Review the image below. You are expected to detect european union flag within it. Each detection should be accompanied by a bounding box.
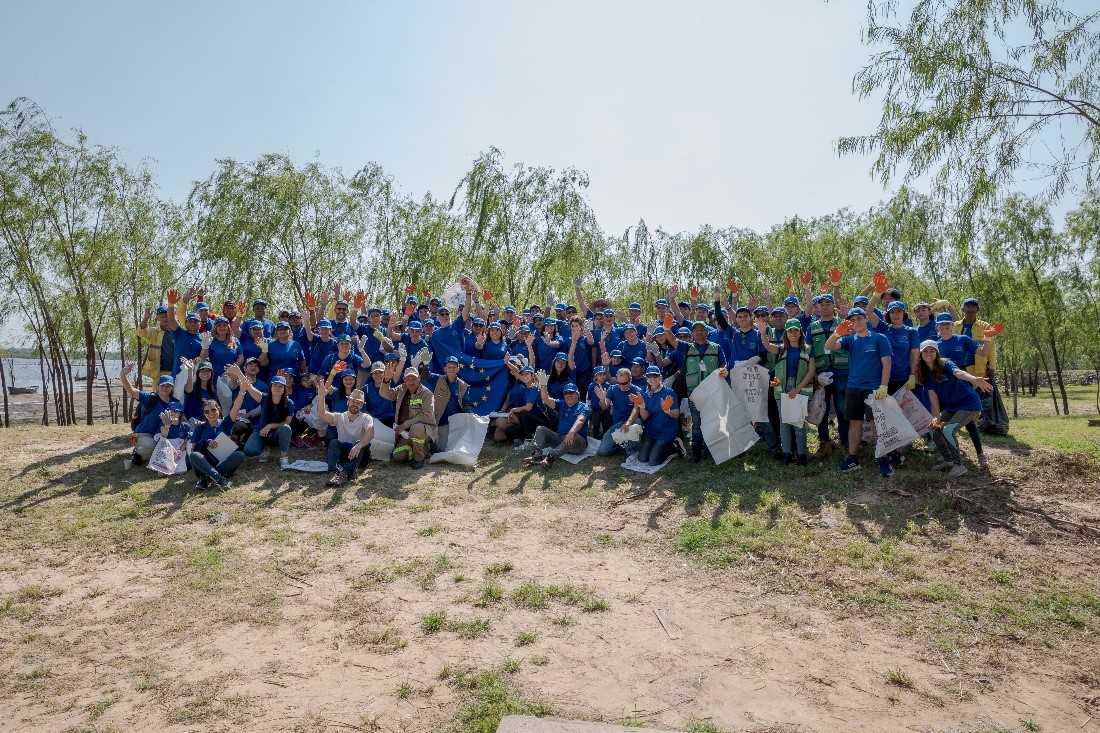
[428,339,509,416]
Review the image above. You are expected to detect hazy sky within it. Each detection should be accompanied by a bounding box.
[2,1,894,235]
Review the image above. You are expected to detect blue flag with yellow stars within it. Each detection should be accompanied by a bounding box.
[428,338,509,416]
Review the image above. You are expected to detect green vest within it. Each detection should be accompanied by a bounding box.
[809,319,848,371]
[764,327,783,371]
[773,346,814,399]
[684,342,721,391]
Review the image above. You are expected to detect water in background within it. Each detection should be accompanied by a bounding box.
[4,357,125,390]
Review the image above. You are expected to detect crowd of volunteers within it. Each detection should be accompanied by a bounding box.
[124,269,1003,488]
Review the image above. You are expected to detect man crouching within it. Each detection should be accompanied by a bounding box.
[523,371,589,470]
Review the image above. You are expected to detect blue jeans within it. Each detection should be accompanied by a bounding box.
[190,450,245,482]
[597,421,637,457]
[244,423,292,456]
[780,423,807,456]
[327,440,368,477]
[818,373,849,444]
[755,421,778,451]
[638,435,674,466]
[688,400,705,458]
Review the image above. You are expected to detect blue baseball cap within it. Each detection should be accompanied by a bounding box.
[610,349,623,358]
[197,361,213,371]
[962,297,980,307]
[437,305,450,314]
[631,357,647,366]
[317,319,333,329]
[253,299,267,306]
[444,355,460,365]
[735,306,751,314]
[185,312,200,321]
[213,316,229,325]
[195,302,209,311]
[380,309,391,316]
[275,321,290,330]
[783,296,800,306]
[337,334,351,343]
[155,305,168,315]
[367,306,381,315]
[472,317,485,326]
[520,365,535,374]
[270,376,287,386]
[602,308,615,316]
[531,312,544,320]
[166,401,184,411]
[818,293,835,303]
[854,295,871,306]
[593,365,607,375]
[770,307,785,315]
[654,326,665,335]
[248,321,263,330]
[554,351,568,361]
[504,306,516,313]
[244,356,261,365]
[886,300,906,313]
[645,365,662,377]
[554,303,567,311]
[628,302,642,310]
[408,320,423,330]
[753,306,769,315]
[562,382,579,393]
[157,375,174,386]
[935,312,954,323]
[847,307,867,318]
[655,298,669,307]
[339,369,356,379]
[517,325,531,333]
[383,351,400,362]
[677,327,691,336]
[622,323,637,331]
[335,299,348,306]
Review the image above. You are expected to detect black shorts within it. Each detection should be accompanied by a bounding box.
[844,387,875,421]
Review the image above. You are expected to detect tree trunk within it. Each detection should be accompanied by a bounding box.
[97,346,115,424]
[0,356,8,428]
[1035,349,1059,416]
[1047,334,1070,415]
[84,317,96,425]
[1011,369,1019,419]
[37,349,50,427]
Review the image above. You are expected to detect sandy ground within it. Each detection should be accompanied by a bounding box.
[0,424,1097,733]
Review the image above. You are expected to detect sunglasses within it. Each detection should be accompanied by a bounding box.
[204,408,219,415]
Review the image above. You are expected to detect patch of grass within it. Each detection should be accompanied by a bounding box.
[514,631,537,647]
[581,598,611,612]
[529,655,549,666]
[886,668,915,689]
[677,510,812,566]
[989,568,1015,586]
[349,628,408,654]
[445,668,552,733]
[512,581,548,609]
[487,521,508,539]
[421,610,447,634]
[448,616,491,639]
[352,497,395,515]
[416,522,445,537]
[550,614,575,627]
[396,681,414,699]
[594,533,614,545]
[164,674,254,724]
[474,583,504,607]
[985,414,1100,458]
[686,719,732,733]
[17,584,63,602]
[501,658,522,673]
[485,561,514,577]
[89,697,116,721]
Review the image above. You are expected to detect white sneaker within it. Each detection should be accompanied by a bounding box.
[279,456,291,470]
[947,464,967,478]
[977,454,989,469]
[259,449,270,463]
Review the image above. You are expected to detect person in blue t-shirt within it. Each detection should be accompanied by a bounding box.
[363,361,397,428]
[869,300,921,468]
[241,375,296,468]
[319,336,363,383]
[615,324,648,365]
[267,321,307,376]
[586,366,612,439]
[934,312,989,369]
[180,359,218,423]
[121,364,176,466]
[493,364,542,442]
[199,317,242,379]
[188,388,248,490]
[241,299,275,338]
[565,315,595,398]
[522,381,589,469]
[917,340,993,478]
[913,302,937,343]
[167,310,204,378]
[306,320,339,377]
[546,353,573,399]
[595,367,644,457]
[826,307,893,475]
[630,366,683,466]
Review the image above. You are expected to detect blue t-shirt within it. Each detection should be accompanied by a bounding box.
[192,414,238,466]
[554,398,590,440]
[360,327,389,364]
[242,317,275,338]
[320,351,362,377]
[839,331,892,390]
[480,339,508,361]
[364,379,396,422]
[533,333,563,371]
[916,320,937,343]
[257,396,295,429]
[240,378,269,415]
[936,335,980,368]
[172,327,203,377]
[603,382,642,424]
[507,382,538,411]
[570,335,595,375]
[133,391,173,434]
[783,348,803,392]
[330,319,356,339]
[616,340,648,365]
[723,327,765,363]
[928,360,982,412]
[207,338,241,378]
[183,383,217,422]
[308,337,339,375]
[874,323,919,382]
[587,379,609,411]
[642,386,679,441]
[267,339,305,376]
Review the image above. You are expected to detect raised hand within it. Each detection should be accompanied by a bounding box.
[628,392,644,406]
[727,278,739,294]
[872,271,889,295]
[689,284,700,300]
[983,322,1004,339]
[404,302,415,317]
[800,270,813,286]
[668,284,680,299]
[829,266,843,285]
[332,360,347,374]
[304,291,317,310]
[405,283,416,295]
[196,289,206,303]
[660,395,674,411]
[236,300,246,314]
[663,313,674,330]
[785,275,793,292]
[257,339,269,354]
[483,289,493,302]
[167,289,180,305]
[121,362,135,376]
[573,276,583,287]
[535,370,549,389]
[422,287,432,299]
[354,289,366,309]
[820,282,830,294]
[834,320,855,336]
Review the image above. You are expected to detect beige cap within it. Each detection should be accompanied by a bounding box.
[403,367,420,380]
[348,389,365,402]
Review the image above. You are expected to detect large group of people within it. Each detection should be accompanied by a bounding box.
[125,269,1004,488]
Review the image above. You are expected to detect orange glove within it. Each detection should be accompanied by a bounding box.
[512,316,522,327]
[689,285,700,299]
[341,291,351,302]
[820,283,829,294]
[404,303,415,317]
[835,320,855,336]
[872,271,888,295]
[983,322,1004,338]
[770,377,780,387]
[663,313,674,330]
[785,275,793,291]
[332,360,347,374]
[460,276,470,288]
[276,369,287,378]
[423,288,432,299]
[483,289,492,302]
[167,289,179,305]
[236,300,246,314]
[660,395,674,411]
[196,289,206,303]
[628,393,644,406]
[726,279,739,294]
[404,283,415,295]
[800,270,812,286]
[829,266,843,285]
[304,291,317,310]
[354,289,366,309]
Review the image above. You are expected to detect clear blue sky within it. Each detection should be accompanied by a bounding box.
[3,1,895,235]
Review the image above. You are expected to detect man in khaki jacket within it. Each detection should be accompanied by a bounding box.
[379,366,437,469]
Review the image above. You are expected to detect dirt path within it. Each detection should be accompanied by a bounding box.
[0,425,1096,732]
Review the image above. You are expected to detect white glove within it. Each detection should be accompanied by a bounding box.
[535,370,549,388]
[160,410,177,427]
[257,339,269,354]
[573,276,583,287]
[817,371,834,386]
[200,332,212,349]
[612,423,643,445]
[507,326,519,340]
[646,340,659,356]
[397,343,407,366]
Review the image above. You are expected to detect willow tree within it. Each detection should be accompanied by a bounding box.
[840,1,1100,232]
